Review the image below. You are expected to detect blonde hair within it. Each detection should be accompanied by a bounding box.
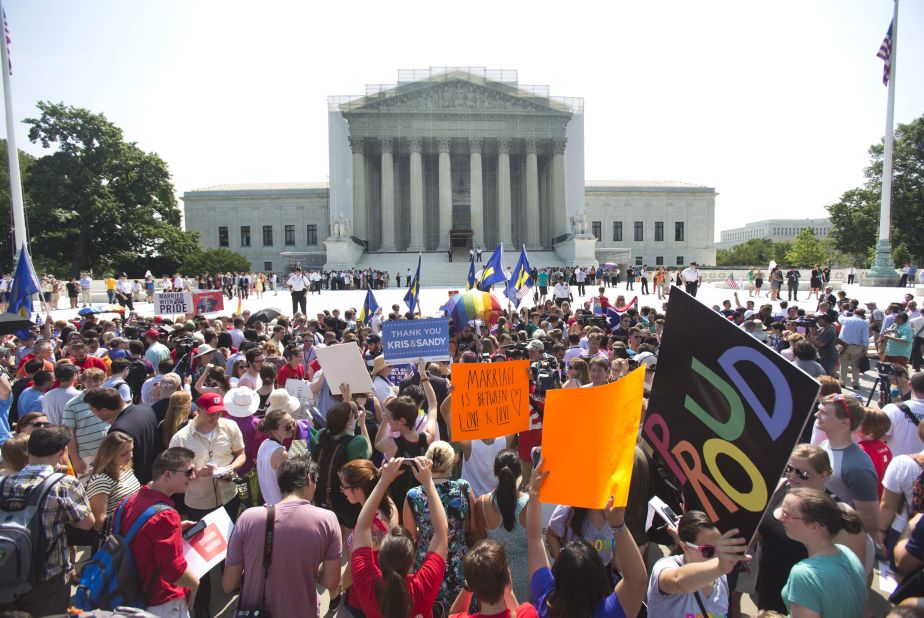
[90,432,134,479]
[426,440,455,475]
[162,391,193,447]
[791,443,832,476]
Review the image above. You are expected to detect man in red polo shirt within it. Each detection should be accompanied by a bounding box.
[119,447,200,618]
[70,341,109,375]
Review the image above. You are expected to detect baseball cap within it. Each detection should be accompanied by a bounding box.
[196,393,227,415]
[526,340,544,352]
[366,333,381,344]
[144,328,160,340]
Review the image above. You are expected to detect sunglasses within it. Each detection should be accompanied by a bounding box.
[28,421,51,428]
[683,541,717,559]
[784,464,811,481]
[172,468,196,477]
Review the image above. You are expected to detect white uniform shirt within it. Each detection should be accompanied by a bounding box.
[287,273,309,291]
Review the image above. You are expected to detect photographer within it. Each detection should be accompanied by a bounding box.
[807,313,838,376]
[527,340,560,395]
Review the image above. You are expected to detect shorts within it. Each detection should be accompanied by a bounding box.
[538,286,547,295]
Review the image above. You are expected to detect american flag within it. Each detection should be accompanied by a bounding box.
[2,9,10,75]
[725,274,738,290]
[877,21,893,85]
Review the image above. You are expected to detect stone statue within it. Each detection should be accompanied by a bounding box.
[331,215,342,239]
[571,213,589,235]
[340,215,352,238]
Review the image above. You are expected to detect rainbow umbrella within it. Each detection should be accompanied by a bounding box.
[441,289,503,332]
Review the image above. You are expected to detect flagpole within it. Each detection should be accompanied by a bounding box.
[866,0,899,286]
[0,0,26,256]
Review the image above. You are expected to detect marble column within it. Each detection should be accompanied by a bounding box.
[525,138,539,249]
[438,137,452,250]
[469,138,483,249]
[407,137,424,251]
[349,137,366,243]
[497,138,512,248]
[551,138,568,240]
[380,138,396,251]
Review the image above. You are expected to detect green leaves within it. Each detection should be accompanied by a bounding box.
[179,248,250,275]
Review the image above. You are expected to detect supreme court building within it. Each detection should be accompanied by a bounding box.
[184,68,717,271]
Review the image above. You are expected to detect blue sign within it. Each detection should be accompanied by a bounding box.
[382,317,451,364]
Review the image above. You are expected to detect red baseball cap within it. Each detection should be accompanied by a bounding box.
[144,328,161,340]
[196,393,226,415]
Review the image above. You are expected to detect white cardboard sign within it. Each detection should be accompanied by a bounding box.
[315,343,374,396]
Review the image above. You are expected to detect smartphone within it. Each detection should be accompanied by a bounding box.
[659,504,680,527]
[183,520,207,541]
[399,460,417,471]
[530,446,542,468]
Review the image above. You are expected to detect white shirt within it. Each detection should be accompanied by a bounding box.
[553,282,571,299]
[116,279,132,294]
[42,386,80,426]
[681,267,699,283]
[884,399,924,457]
[287,273,309,291]
[256,439,285,506]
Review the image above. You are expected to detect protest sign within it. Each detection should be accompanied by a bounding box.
[182,506,233,579]
[315,343,374,396]
[450,360,530,440]
[192,290,224,314]
[154,291,192,315]
[381,316,451,365]
[644,286,820,541]
[540,367,645,508]
[285,378,313,408]
[389,363,415,385]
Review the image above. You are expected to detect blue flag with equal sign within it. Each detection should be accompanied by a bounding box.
[477,244,506,291]
[404,254,421,316]
[504,245,533,307]
[358,285,379,325]
[7,244,40,335]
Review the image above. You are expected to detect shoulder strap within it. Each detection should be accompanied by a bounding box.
[123,503,173,543]
[25,471,66,508]
[260,505,275,605]
[324,443,343,507]
[897,403,920,427]
[694,590,709,616]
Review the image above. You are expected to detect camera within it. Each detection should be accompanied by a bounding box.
[795,317,817,329]
[877,362,895,377]
[578,313,609,330]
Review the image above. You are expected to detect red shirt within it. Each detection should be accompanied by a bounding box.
[859,439,893,498]
[350,546,445,618]
[276,362,306,388]
[120,486,188,606]
[70,354,110,375]
[451,606,539,618]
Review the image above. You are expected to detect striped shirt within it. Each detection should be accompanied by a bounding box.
[61,391,111,460]
[86,469,141,517]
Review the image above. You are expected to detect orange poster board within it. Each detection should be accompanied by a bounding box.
[451,360,530,441]
[540,367,645,508]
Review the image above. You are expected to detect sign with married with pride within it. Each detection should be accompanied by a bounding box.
[644,286,820,540]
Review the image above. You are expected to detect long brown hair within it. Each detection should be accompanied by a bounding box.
[788,487,862,535]
[339,459,393,521]
[162,391,192,447]
[90,432,134,480]
[375,527,415,618]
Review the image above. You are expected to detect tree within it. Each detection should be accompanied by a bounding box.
[179,248,250,275]
[0,140,36,269]
[827,114,924,264]
[785,229,827,267]
[22,101,200,276]
[715,238,792,267]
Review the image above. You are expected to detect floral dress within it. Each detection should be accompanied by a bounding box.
[405,478,471,607]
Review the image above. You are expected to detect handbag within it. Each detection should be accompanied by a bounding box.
[234,505,275,618]
[859,354,871,372]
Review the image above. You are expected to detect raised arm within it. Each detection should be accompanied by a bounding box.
[526,459,551,577]
[439,381,454,440]
[418,363,439,443]
[605,497,646,618]
[412,457,448,559]
[657,528,748,594]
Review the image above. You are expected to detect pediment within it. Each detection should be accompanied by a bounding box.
[342,72,572,117]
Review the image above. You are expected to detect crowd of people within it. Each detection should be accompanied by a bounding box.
[0,263,923,618]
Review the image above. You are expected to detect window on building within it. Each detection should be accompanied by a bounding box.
[218,226,229,247]
[635,256,643,266]
[264,261,273,272]
[284,225,295,246]
[676,256,684,265]
[675,221,684,242]
[240,226,251,247]
[655,222,664,242]
[656,256,663,265]
[592,221,602,241]
[263,225,273,246]
[613,221,623,242]
[306,224,317,246]
[634,221,643,241]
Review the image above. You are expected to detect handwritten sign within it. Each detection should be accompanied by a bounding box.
[182,506,233,579]
[644,287,820,540]
[154,291,192,316]
[381,316,451,365]
[192,290,224,314]
[285,378,313,408]
[315,343,374,396]
[541,368,645,509]
[450,360,530,440]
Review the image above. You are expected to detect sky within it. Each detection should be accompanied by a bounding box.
[2,1,922,241]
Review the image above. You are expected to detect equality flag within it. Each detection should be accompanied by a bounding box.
[7,244,40,329]
[466,252,476,291]
[404,253,421,316]
[877,21,893,85]
[504,245,533,307]
[477,244,506,291]
[358,285,379,325]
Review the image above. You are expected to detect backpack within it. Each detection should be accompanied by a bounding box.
[909,455,924,517]
[0,472,66,605]
[74,498,173,611]
[125,359,148,404]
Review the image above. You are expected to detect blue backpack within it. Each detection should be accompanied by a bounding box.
[75,498,172,611]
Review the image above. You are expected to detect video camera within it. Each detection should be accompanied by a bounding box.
[531,356,560,396]
[578,313,610,330]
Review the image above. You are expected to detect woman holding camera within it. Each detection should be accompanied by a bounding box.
[350,456,448,618]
